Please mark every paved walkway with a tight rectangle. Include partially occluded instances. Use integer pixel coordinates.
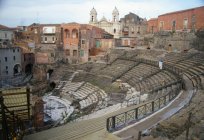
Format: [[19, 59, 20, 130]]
[[114, 89, 195, 140]]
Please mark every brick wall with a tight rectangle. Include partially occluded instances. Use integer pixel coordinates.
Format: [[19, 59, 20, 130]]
[[147, 18, 158, 33], [148, 6, 204, 32], [158, 6, 204, 32]]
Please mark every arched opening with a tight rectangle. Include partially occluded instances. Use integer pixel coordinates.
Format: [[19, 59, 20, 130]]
[[13, 64, 21, 75], [92, 16, 94, 22], [25, 64, 33, 74], [72, 29, 78, 38], [3, 42, 7, 45], [50, 82, 56, 89], [137, 27, 140, 34], [47, 69, 53, 77], [66, 58, 69, 63], [64, 29, 70, 38], [114, 16, 116, 22], [114, 28, 116, 34], [168, 44, 172, 52]]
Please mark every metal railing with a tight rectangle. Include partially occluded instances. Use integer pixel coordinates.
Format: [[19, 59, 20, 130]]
[[106, 86, 181, 132]]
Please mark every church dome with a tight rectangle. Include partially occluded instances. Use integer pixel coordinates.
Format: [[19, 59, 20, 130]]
[[90, 7, 97, 15], [100, 16, 108, 22]]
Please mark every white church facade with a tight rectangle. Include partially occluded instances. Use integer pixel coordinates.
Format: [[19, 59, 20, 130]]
[[89, 7, 121, 38]]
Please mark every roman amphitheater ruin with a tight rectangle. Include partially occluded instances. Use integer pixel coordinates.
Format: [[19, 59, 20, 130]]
[[22, 46, 204, 140]]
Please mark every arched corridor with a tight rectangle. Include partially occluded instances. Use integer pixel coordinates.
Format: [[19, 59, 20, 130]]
[[13, 64, 21, 75]]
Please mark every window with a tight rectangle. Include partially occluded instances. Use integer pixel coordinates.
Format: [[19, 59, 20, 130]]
[[159, 21, 164, 31], [5, 57, 7, 62], [124, 40, 128, 46], [65, 49, 70, 56], [92, 16, 94, 22], [192, 15, 196, 23], [17, 49, 19, 52], [137, 27, 140, 33], [114, 16, 116, 22], [6, 71, 8, 75], [183, 19, 188, 30], [13, 49, 15, 53], [191, 15, 196, 31], [73, 50, 77, 56], [52, 37, 55, 41], [131, 27, 134, 34], [6, 66, 8, 70], [72, 29, 78, 38], [151, 26, 154, 34], [13, 56, 16, 60], [114, 28, 116, 34], [65, 30, 70, 38], [34, 29, 37, 34], [5, 33, 7, 38], [82, 39, 85, 44], [80, 50, 84, 57], [45, 37, 47, 41], [172, 20, 176, 31]]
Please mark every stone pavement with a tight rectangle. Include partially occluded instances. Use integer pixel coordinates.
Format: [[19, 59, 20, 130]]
[[79, 129, 119, 140]]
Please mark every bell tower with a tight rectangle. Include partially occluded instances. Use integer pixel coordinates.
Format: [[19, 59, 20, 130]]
[[112, 7, 119, 22], [89, 7, 97, 24]]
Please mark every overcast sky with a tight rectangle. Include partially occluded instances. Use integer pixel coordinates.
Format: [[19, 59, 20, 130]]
[[0, 0, 203, 27]]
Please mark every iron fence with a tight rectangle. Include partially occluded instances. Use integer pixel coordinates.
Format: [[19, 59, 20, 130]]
[[106, 87, 181, 132]]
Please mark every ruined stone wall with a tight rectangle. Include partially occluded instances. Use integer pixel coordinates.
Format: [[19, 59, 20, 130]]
[[150, 32, 197, 51], [32, 65, 47, 81], [193, 29, 204, 51]]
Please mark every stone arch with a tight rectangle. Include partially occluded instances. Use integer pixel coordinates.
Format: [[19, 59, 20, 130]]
[[13, 64, 21, 75], [64, 29, 70, 38], [72, 29, 78, 38]]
